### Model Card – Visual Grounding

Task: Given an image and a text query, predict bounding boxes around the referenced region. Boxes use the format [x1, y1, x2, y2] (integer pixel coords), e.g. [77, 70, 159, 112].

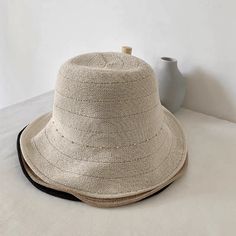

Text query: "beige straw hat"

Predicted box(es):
[18, 52, 187, 207]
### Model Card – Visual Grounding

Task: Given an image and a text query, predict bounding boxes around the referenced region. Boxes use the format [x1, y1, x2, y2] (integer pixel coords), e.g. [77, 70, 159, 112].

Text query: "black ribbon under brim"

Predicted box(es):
[17, 127, 79, 201]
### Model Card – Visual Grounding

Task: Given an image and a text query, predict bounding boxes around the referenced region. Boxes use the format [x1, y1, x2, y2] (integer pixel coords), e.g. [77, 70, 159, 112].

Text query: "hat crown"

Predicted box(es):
[52, 52, 163, 150]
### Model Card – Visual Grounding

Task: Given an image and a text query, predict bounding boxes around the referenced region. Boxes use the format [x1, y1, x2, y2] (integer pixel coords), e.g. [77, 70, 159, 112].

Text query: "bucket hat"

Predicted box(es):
[17, 52, 187, 207]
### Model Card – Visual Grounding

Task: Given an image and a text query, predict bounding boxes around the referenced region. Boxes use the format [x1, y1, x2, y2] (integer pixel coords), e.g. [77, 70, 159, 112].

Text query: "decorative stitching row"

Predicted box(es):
[58, 71, 153, 84]
[55, 89, 157, 103]
[25, 141, 185, 194]
[51, 120, 137, 134]
[32, 133, 173, 179]
[50, 120, 163, 149]
[51, 117, 163, 134]
[44, 127, 168, 163]
[54, 103, 159, 119]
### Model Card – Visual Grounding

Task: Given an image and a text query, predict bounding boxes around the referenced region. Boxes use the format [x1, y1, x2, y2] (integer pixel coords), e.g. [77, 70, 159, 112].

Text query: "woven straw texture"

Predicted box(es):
[20, 52, 187, 200]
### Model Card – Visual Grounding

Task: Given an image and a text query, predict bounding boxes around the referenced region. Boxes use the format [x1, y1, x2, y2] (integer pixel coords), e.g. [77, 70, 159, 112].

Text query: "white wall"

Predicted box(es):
[1, 0, 236, 122]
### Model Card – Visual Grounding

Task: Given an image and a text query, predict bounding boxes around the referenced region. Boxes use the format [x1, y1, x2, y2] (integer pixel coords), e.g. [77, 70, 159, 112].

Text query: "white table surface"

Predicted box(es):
[1, 91, 236, 236]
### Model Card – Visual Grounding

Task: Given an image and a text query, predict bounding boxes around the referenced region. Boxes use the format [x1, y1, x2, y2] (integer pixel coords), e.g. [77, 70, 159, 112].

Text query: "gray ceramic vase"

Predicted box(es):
[158, 57, 186, 113]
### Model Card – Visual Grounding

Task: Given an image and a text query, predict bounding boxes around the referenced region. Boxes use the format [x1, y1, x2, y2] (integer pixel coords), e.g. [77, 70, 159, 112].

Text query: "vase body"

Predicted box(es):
[158, 57, 185, 113]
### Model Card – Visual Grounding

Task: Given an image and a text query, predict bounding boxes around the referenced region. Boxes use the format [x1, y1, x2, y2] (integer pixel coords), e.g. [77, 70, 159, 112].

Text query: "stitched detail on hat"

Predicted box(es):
[58, 71, 152, 84]
[43, 127, 167, 163]
[51, 118, 162, 134]
[51, 108, 163, 134]
[31, 133, 174, 179]
[52, 120, 137, 134]
[54, 103, 159, 119]
[46, 124, 163, 149]
[55, 89, 158, 103]
[23, 118, 186, 194]
[24, 146, 185, 194]
[96, 53, 107, 68]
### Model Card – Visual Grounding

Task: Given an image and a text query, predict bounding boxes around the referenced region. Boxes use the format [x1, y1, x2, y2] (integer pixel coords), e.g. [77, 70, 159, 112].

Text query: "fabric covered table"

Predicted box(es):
[1, 92, 236, 236]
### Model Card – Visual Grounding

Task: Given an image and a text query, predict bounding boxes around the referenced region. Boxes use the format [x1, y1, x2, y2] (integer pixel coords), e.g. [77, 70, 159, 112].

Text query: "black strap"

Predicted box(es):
[17, 127, 80, 201]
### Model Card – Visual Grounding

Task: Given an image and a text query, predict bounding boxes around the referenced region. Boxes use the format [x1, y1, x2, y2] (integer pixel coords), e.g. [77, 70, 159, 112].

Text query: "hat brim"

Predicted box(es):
[17, 134, 187, 207]
[18, 106, 187, 207]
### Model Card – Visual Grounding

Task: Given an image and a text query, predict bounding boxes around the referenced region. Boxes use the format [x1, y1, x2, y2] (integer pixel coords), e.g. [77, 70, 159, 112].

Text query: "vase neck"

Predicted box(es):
[160, 57, 178, 70]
